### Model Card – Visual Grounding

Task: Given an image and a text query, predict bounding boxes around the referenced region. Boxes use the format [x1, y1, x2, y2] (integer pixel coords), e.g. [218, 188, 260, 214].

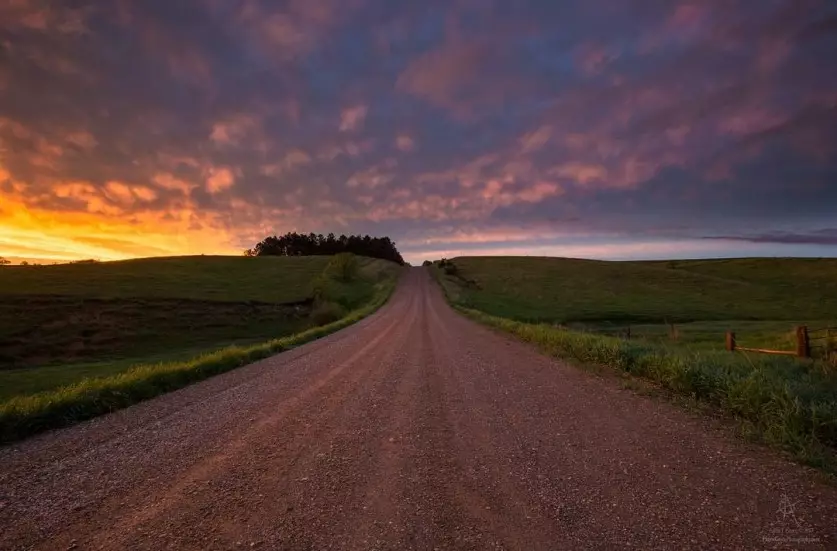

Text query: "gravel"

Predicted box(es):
[1, 268, 836, 550]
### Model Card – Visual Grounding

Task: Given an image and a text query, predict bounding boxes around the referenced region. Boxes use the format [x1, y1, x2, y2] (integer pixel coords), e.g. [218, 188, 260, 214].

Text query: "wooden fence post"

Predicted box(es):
[796, 326, 810, 358]
[726, 331, 736, 352]
[626, 326, 631, 339]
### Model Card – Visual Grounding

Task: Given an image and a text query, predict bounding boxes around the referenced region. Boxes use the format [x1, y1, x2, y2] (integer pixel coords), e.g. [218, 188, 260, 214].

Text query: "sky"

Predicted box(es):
[0, 0, 836, 265]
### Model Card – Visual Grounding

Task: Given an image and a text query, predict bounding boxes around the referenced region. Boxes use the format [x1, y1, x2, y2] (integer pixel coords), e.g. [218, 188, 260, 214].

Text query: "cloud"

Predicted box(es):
[64, 131, 98, 150]
[205, 167, 235, 194]
[153, 173, 195, 195]
[396, 36, 540, 119]
[0, 2, 89, 34]
[395, 135, 415, 152]
[574, 43, 614, 76]
[704, 230, 837, 246]
[209, 115, 258, 147]
[260, 149, 312, 177]
[0, 0, 835, 263]
[339, 105, 368, 132]
[519, 126, 552, 153]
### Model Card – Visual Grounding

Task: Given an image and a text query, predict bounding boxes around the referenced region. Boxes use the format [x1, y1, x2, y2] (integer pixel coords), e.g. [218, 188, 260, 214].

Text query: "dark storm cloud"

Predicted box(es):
[705, 229, 837, 246]
[1, 0, 835, 261]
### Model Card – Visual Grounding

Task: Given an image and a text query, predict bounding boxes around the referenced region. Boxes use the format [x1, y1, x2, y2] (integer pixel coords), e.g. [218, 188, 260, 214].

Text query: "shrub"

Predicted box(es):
[327, 253, 359, 282]
[311, 274, 331, 301]
[310, 301, 346, 325]
[422, 260, 433, 267]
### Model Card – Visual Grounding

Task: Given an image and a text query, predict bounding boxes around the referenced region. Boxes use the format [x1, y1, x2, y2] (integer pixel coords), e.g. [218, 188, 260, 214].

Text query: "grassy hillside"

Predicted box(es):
[0, 255, 401, 400]
[0, 255, 330, 303]
[439, 256, 837, 324]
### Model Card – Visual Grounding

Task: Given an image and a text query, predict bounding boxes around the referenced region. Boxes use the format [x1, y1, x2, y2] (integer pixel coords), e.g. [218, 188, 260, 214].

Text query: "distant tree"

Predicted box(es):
[20, 261, 29, 266]
[0, 257, 9, 266]
[422, 260, 432, 266]
[246, 232, 404, 265]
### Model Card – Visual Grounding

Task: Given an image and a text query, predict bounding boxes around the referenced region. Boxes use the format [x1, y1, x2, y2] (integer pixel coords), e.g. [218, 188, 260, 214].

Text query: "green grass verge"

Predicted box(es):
[0, 272, 399, 444]
[456, 306, 837, 470]
[431, 266, 837, 471]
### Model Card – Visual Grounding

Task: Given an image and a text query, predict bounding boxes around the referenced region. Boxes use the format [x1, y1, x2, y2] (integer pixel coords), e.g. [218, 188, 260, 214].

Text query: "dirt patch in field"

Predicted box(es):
[0, 296, 312, 369]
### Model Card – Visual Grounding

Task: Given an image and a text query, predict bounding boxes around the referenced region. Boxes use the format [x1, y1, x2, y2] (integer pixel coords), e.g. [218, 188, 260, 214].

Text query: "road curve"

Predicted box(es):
[1, 268, 836, 550]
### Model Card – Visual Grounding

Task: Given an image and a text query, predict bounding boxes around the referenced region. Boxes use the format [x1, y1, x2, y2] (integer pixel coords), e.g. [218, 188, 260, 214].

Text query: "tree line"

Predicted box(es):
[245, 232, 404, 265]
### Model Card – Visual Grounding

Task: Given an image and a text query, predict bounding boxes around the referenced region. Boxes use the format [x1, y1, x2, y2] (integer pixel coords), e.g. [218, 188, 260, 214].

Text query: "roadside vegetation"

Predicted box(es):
[433, 256, 837, 469]
[0, 254, 401, 442]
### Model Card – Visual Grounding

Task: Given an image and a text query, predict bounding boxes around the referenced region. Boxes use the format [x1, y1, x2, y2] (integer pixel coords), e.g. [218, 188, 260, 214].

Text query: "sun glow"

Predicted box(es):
[0, 196, 238, 263]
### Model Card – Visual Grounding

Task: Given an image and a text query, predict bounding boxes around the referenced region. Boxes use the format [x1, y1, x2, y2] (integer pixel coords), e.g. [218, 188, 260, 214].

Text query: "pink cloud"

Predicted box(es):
[395, 134, 415, 152]
[260, 149, 312, 177]
[339, 105, 368, 132]
[548, 163, 609, 186]
[238, 0, 362, 61]
[205, 167, 235, 194]
[396, 38, 537, 119]
[519, 125, 552, 153]
[209, 114, 258, 146]
[0, 2, 89, 34]
[574, 43, 615, 76]
[64, 131, 97, 150]
[346, 162, 396, 190]
[407, 238, 757, 264]
[152, 173, 195, 195]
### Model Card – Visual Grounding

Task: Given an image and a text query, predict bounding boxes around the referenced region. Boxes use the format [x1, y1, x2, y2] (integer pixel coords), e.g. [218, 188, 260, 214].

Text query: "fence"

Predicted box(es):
[725, 325, 836, 359]
[809, 326, 837, 360]
[576, 323, 835, 362]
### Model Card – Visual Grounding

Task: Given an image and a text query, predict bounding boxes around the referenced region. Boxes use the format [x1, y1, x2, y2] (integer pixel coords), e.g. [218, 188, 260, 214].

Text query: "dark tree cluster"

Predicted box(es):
[245, 232, 404, 265]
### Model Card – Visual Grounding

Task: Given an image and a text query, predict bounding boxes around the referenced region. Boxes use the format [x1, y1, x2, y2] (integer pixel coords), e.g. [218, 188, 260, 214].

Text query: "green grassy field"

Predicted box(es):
[0, 255, 400, 401]
[441, 256, 837, 323]
[0, 254, 401, 442]
[0, 255, 329, 302]
[437, 257, 837, 353]
[434, 256, 837, 469]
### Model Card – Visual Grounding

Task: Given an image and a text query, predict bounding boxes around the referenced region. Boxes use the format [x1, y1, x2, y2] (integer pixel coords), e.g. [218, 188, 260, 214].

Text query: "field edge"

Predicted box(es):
[0, 267, 402, 445]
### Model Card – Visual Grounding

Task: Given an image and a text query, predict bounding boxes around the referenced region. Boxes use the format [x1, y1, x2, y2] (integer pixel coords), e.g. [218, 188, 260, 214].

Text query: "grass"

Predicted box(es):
[0, 256, 398, 383]
[437, 256, 837, 357]
[0, 255, 329, 302]
[433, 257, 837, 470]
[441, 256, 837, 323]
[0, 255, 401, 443]
[0, 297, 309, 372]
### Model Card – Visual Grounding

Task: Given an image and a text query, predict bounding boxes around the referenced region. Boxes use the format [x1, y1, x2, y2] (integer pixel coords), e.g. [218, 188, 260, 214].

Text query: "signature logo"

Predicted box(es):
[761, 492, 821, 546]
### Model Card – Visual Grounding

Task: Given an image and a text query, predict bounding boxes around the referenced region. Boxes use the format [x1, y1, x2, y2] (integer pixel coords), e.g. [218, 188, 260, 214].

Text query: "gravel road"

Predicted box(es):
[2, 268, 836, 550]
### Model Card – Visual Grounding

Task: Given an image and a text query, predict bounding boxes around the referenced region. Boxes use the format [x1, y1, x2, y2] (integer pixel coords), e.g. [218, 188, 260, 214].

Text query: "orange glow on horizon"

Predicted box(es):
[0, 196, 239, 263]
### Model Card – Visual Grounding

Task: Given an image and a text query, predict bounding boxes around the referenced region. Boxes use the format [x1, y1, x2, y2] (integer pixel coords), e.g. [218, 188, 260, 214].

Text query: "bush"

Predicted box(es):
[422, 260, 433, 267]
[327, 253, 359, 282]
[310, 301, 346, 325]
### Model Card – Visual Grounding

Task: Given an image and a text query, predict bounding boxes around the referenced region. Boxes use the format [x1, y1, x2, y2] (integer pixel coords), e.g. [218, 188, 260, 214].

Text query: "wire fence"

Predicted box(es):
[809, 326, 836, 359]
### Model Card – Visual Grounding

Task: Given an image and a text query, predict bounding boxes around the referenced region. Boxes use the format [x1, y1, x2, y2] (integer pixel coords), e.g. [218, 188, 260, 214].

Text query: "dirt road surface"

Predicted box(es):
[2, 268, 836, 550]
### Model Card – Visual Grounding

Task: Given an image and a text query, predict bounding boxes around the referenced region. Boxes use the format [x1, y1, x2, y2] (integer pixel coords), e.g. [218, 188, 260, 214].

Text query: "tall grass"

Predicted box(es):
[457, 307, 837, 468]
[0, 277, 397, 444]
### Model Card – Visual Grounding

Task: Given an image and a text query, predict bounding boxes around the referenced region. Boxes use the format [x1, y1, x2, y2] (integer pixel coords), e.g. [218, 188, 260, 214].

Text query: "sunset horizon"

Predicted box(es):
[2, 1, 836, 266]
